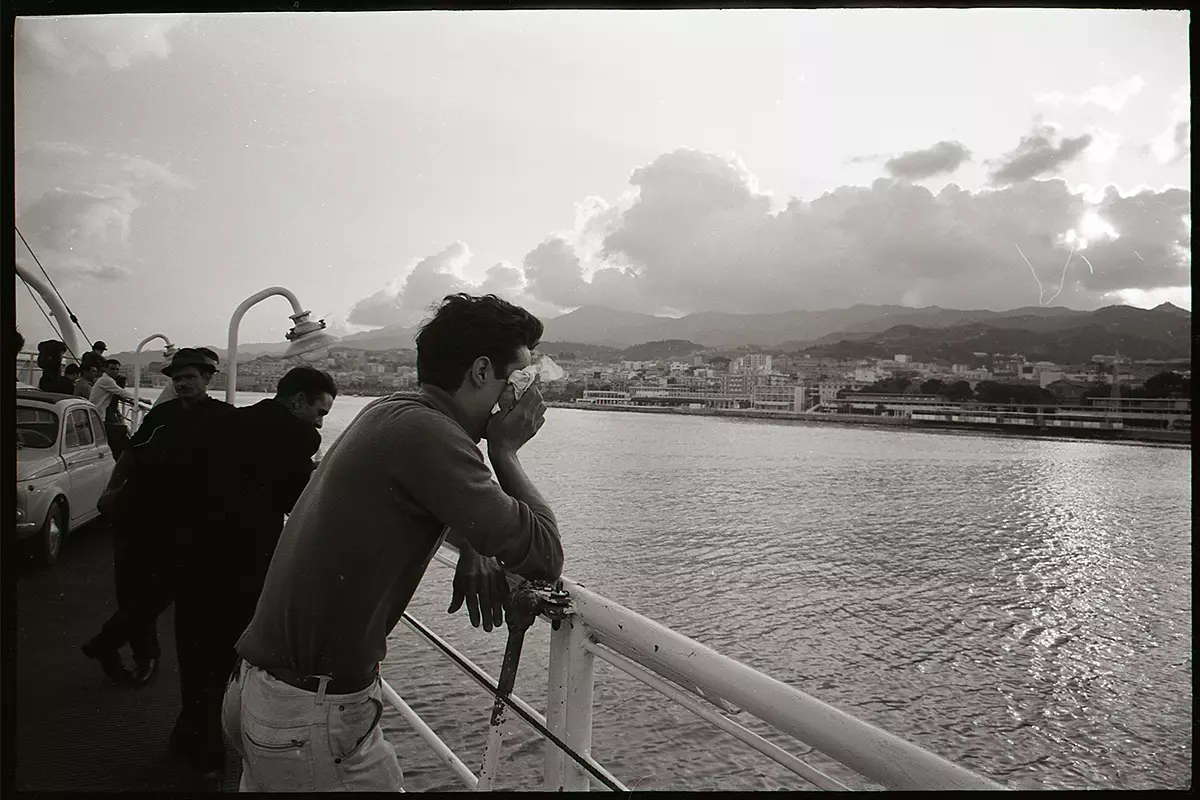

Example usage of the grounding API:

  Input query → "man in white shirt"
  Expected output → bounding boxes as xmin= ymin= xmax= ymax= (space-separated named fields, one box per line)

xmin=91 ymin=359 xmax=135 ymax=459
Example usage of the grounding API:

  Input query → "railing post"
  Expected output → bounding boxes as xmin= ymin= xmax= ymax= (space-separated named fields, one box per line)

xmin=544 ymin=622 xmax=569 ymax=790
xmin=563 ymin=618 xmax=595 ymax=791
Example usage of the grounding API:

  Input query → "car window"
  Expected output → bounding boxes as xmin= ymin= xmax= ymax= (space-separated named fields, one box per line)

xmin=89 ymin=409 xmax=108 ymax=445
xmin=15 ymin=405 xmax=59 ymax=449
xmin=65 ymin=409 xmax=95 ymax=449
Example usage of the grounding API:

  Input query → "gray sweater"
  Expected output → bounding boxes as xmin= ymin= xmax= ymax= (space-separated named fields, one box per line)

xmin=236 ymin=384 xmax=563 ymax=680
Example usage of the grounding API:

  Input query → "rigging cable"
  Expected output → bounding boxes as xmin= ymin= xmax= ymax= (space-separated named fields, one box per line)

xmin=14 ymin=225 xmax=93 ymax=347
xmin=400 ymin=612 xmax=626 ymax=792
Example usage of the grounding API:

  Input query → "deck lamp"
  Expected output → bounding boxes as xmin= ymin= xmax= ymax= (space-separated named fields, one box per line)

xmin=227 ymin=287 xmax=339 ymax=404
xmin=131 ymin=333 xmax=175 ymax=429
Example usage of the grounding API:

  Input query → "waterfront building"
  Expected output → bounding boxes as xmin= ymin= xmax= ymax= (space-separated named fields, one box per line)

xmin=580 ymin=390 xmax=631 ymax=406
xmin=815 ymin=378 xmax=870 ymax=406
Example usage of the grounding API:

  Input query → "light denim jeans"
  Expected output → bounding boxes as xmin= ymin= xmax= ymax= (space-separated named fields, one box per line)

xmin=222 ymin=659 xmax=404 ymax=792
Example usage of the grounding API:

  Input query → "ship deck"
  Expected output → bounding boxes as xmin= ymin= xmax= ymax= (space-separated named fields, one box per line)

xmin=14 ymin=520 xmax=240 ymax=792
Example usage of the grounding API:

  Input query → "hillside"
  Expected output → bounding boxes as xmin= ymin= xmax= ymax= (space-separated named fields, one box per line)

xmin=616 ymin=340 xmax=705 ymax=361
xmin=537 ymin=342 xmax=623 ymax=361
xmin=117 ymin=302 xmax=1185 ymax=367
xmin=800 ymin=314 xmax=1192 ymax=363
xmin=539 ymin=302 xmax=1192 ymax=351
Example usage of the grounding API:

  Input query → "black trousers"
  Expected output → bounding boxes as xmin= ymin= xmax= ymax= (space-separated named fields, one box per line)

xmin=172 ymin=578 xmax=254 ymax=762
xmin=87 ymin=521 xmax=174 ymax=661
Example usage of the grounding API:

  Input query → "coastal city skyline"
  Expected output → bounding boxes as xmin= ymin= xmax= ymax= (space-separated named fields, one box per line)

xmin=13 ymin=8 xmax=1191 ymax=353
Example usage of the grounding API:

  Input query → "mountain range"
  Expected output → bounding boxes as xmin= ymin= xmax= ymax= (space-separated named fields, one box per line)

xmin=110 ymin=302 xmax=1191 ymax=366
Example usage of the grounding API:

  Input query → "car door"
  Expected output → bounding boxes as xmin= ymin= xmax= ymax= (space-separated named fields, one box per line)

xmin=87 ymin=407 xmax=116 ymax=506
xmin=88 ymin=408 xmax=113 ymax=461
xmin=62 ymin=408 xmax=106 ymax=525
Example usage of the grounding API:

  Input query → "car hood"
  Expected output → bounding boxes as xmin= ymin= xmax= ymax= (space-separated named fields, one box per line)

xmin=17 ymin=449 xmax=63 ymax=481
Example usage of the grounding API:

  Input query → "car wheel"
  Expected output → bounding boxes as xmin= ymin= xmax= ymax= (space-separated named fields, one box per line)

xmin=38 ymin=500 xmax=67 ymax=566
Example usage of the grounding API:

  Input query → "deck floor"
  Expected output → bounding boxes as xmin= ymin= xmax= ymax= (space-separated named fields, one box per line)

xmin=15 ymin=520 xmax=240 ymax=792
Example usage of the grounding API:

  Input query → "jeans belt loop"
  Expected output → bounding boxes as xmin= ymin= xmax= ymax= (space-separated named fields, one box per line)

xmin=315 ymin=675 xmax=332 ymax=705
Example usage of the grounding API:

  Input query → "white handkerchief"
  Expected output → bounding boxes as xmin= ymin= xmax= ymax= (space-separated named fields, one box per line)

xmin=507 ymin=354 xmax=566 ymax=401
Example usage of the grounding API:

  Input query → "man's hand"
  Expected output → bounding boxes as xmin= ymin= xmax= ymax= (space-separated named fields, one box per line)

xmin=448 ymin=548 xmax=508 ymax=632
xmin=485 ymin=377 xmax=546 ymax=452
xmin=97 ymin=487 xmax=121 ymax=518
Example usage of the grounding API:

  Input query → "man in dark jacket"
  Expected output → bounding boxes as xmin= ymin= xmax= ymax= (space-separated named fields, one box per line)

xmin=170 ymin=366 xmax=336 ymax=777
xmin=85 ymin=348 xmax=235 ymax=686
xmin=36 ymin=340 xmax=75 ymax=393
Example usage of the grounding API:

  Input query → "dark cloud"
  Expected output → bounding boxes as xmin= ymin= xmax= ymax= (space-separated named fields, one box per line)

xmin=587 ymin=148 xmax=1188 ymax=312
xmin=989 ymin=123 xmax=1093 ymax=185
xmin=884 ymin=140 xmax=972 ymax=180
xmin=1080 ymin=187 xmax=1191 ymax=293
xmin=345 ymin=147 xmax=1190 ymax=322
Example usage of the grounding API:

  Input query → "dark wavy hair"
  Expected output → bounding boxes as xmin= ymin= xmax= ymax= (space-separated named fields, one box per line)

xmin=277 ymin=366 xmax=338 ymax=403
xmin=416 ymin=294 xmax=543 ymax=392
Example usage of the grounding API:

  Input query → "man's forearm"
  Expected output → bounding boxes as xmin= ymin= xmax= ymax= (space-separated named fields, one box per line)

xmin=486 ymin=447 xmax=563 ymax=580
xmin=488 ymin=448 xmax=553 ymax=516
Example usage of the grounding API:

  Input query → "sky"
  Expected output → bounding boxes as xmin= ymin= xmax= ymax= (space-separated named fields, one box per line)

xmin=12 ymin=8 xmax=1192 ymax=353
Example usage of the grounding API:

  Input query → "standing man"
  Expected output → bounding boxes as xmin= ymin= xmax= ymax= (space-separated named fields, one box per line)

xmin=170 ymin=366 xmax=336 ymax=777
xmin=85 ymin=349 xmax=236 ymax=687
xmin=36 ymin=340 xmax=75 ymax=393
xmin=223 ymin=294 xmax=564 ymax=791
xmin=90 ymin=359 xmax=136 ymax=460
xmin=81 ymin=340 xmax=108 ymax=373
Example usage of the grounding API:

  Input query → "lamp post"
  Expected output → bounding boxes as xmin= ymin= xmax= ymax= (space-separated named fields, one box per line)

xmin=226 ymin=286 xmax=339 ymax=405
xmin=132 ymin=333 xmax=176 ymax=429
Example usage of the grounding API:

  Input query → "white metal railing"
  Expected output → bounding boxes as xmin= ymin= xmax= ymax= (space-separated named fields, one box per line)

xmin=377 ymin=545 xmax=1007 ymax=792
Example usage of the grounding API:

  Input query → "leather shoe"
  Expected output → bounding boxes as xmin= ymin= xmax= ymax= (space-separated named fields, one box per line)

xmin=83 ymin=642 xmax=133 ymax=684
xmin=130 ymin=657 xmax=159 ymax=687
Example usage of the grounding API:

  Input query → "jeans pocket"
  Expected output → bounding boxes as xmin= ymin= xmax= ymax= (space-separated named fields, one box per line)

xmin=330 ymin=697 xmax=403 ymax=792
xmin=241 ymin=715 xmax=316 ymax=791
xmin=328 ymin=696 xmax=383 ymax=761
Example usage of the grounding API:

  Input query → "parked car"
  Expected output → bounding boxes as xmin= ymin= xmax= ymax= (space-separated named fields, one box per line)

xmin=15 ymin=389 xmax=115 ymax=565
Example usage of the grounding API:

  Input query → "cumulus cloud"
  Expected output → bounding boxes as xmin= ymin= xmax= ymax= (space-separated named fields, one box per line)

xmin=16 ymin=144 xmax=192 ymax=283
xmin=988 ymin=122 xmax=1093 ymax=185
xmin=1149 ymin=86 xmax=1191 ymax=164
xmin=346 ymin=242 xmax=475 ymax=327
xmin=883 ymin=140 xmax=972 ymax=180
xmin=344 ymin=147 xmax=1190 ymax=323
xmin=584 ymin=149 xmax=1188 ymax=312
xmin=16 ymin=16 xmax=185 ymax=74
xmin=1035 ymin=75 xmax=1146 ymax=113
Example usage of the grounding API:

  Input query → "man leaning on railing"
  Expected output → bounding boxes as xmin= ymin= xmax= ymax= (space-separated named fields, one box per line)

xmin=223 ymin=293 xmax=564 ymax=792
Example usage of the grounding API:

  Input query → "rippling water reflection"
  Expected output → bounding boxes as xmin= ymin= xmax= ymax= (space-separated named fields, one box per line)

xmin=266 ymin=394 xmax=1193 ymax=790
